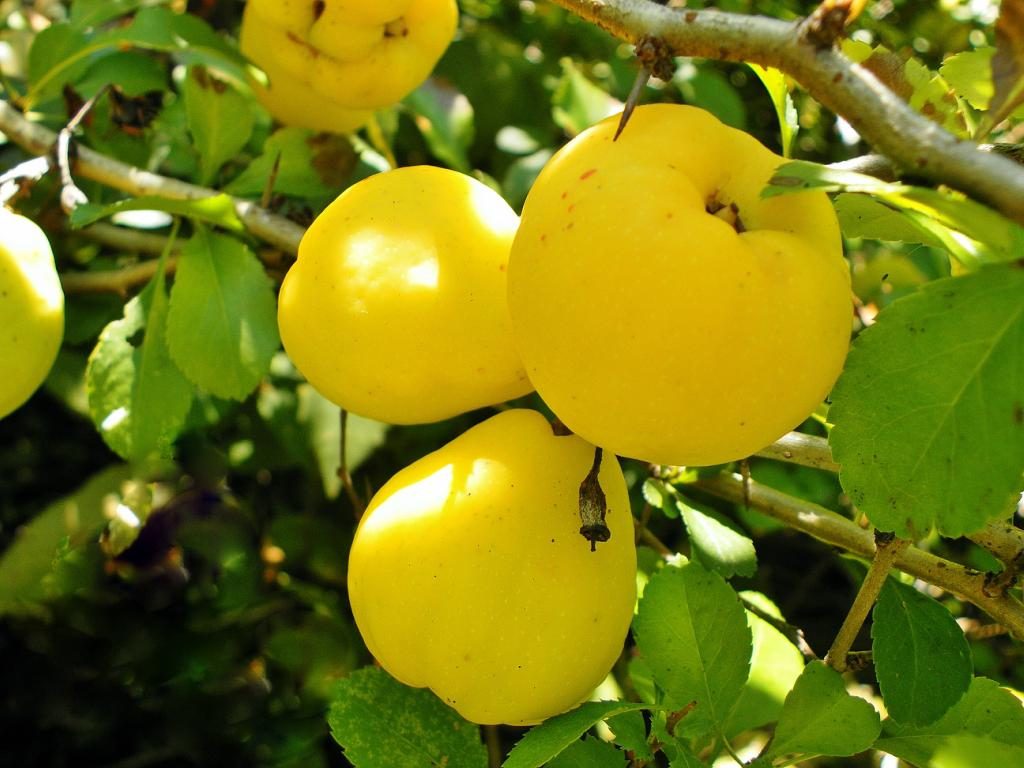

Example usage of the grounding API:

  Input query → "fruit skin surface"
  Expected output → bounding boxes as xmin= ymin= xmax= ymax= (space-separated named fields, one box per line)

xmin=0 ymin=209 xmax=64 ymax=419
xmin=347 ymin=409 xmax=637 ymax=725
xmin=239 ymin=0 xmax=457 ymax=132
xmin=508 ymin=104 xmax=852 ymax=467
xmin=278 ymin=165 xmax=532 ymax=424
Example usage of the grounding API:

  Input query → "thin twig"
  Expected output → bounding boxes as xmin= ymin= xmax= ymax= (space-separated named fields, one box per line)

xmin=738 ymin=594 xmax=817 ymax=660
xmin=545 ymin=0 xmax=1024 ymax=225
xmin=57 ymin=85 xmax=108 ymax=213
xmin=0 ymin=155 xmax=51 ymax=205
xmin=691 ymin=473 xmax=1024 ymax=639
xmin=755 ymin=432 xmax=1024 ymax=568
xmin=485 ymin=725 xmax=502 ymax=768
xmin=0 ymin=99 xmax=306 ymax=254
xmin=60 ymin=257 xmax=179 ymax=296
xmin=824 ymin=531 xmax=910 ymax=672
xmin=338 ymin=410 xmax=366 ymax=521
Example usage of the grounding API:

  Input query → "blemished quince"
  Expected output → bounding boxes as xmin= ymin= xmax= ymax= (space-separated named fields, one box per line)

xmin=347 ymin=408 xmax=637 ymax=725
xmin=239 ymin=0 xmax=457 ymax=132
xmin=277 ymin=165 xmax=532 ymax=424
xmin=508 ymin=104 xmax=852 ymax=467
xmin=0 ymin=208 xmax=64 ymax=419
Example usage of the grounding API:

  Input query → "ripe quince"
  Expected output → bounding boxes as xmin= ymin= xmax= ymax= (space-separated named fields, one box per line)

xmin=277 ymin=166 xmax=532 ymax=424
xmin=0 ymin=208 xmax=64 ymax=419
xmin=508 ymin=104 xmax=852 ymax=467
xmin=240 ymin=0 xmax=457 ymax=132
xmin=347 ymin=409 xmax=637 ymax=725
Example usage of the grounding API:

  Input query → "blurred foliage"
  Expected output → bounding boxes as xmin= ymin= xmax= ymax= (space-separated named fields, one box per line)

xmin=0 ymin=0 xmax=1021 ymax=766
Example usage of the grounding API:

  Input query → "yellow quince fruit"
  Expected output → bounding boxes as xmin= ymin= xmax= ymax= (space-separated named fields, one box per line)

xmin=0 ymin=208 xmax=64 ymax=419
xmin=277 ymin=166 xmax=532 ymax=424
xmin=508 ymin=104 xmax=852 ymax=466
xmin=348 ymin=408 xmax=637 ymax=725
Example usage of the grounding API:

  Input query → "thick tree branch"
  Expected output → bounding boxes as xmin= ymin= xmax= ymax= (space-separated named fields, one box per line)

xmin=693 ymin=472 xmax=1024 ymax=640
xmin=547 ymin=0 xmax=1024 ymax=225
xmin=0 ymin=99 xmax=305 ymax=254
xmin=756 ymin=432 xmax=1024 ymax=568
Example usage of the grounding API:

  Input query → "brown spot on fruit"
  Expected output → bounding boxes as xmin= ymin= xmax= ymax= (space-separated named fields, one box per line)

xmin=579 ymin=169 xmax=598 ymax=181
xmin=312 ymin=0 xmax=325 ymax=20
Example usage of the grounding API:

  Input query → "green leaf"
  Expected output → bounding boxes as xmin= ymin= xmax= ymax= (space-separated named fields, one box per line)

xmin=86 ymin=260 xmax=194 ymax=462
xmin=326 ymin=667 xmax=487 ymax=768
xmin=829 ymin=265 xmax=1024 ymax=538
xmin=678 ymin=501 xmax=757 ymax=578
xmin=0 ymin=465 xmax=131 ymax=616
xmin=183 ymin=66 xmax=254 ymax=185
xmin=552 ymin=58 xmax=622 ymax=137
xmin=607 ymin=710 xmax=653 ymax=761
xmin=765 ymin=162 xmax=1024 ymax=265
xmin=931 ymin=735 xmax=1024 ymax=768
xmin=641 ymin=477 xmax=670 ymax=509
xmin=27 ymin=23 xmax=93 ymax=104
xmin=503 ymin=701 xmax=653 ymax=768
xmin=748 ymin=64 xmax=798 ymax=157
xmin=877 ymin=677 xmax=1024 ymax=765
xmin=405 ymin=80 xmax=475 ymax=173
xmin=834 ymin=193 xmax=946 ymax=249
xmin=68 ymin=194 xmax=243 ymax=231
xmin=225 ymin=127 xmax=356 ymax=200
xmin=666 ymin=744 xmax=710 ymax=768
xmin=75 ymin=50 xmax=167 ymax=97
xmin=767 ymin=660 xmax=881 ymax=760
xmin=166 ymin=229 xmax=280 ymax=400
xmin=872 ymin=579 xmax=973 ymax=726
xmin=70 ymin=0 xmax=150 ymax=30
xmin=942 ymin=49 xmax=998 ymax=111
xmin=633 ymin=562 xmax=752 ymax=738
xmin=296 ymin=386 xmax=389 ymax=500
xmin=725 ymin=592 xmax=805 ymax=738
xmin=547 ymin=738 xmax=627 ymax=768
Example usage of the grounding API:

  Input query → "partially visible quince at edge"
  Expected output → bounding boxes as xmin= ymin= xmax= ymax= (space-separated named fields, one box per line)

xmin=240 ymin=0 xmax=458 ymax=134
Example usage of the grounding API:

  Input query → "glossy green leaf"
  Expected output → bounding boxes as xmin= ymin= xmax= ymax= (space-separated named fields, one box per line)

xmin=86 ymin=259 xmax=194 ymax=462
xmin=872 ymin=579 xmax=972 ymax=725
xmin=0 ymin=465 xmax=131 ymax=616
xmin=70 ymin=0 xmax=149 ymax=30
xmin=166 ymin=229 xmax=279 ymax=400
xmin=68 ymin=194 xmax=243 ymax=231
xmin=326 ymin=668 xmax=487 ymax=768
xmin=678 ymin=501 xmax=756 ymax=578
xmin=547 ymin=738 xmax=627 ymax=768
xmin=725 ymin=592 xmax=806 ymax=738
xmin=666 ymin=744 xmax=710 ymax=768
xmin=764 ymin=161 xmax=1024 ymax=265
xmin=26 ymin=23 xmax=93 ymax=104
xmin=183 ymin=66 xmax=254 ymax=185
xmin=75 ymin=51 xmax=167 ymax=97
xmin=225 ymin=127 xmax=356 ymax=199
xmin=748 ymin=64 xmax=798 ymax=156
xmin=405 ymin=80 xmax=475 ymax=173
xmin=633 ymin=562 xmax=752 ymax=738
xmin=503 ymin=701 xmax=652 ymax=768
xmin=877 ymin=677 xmax=1024 ymax=765
xmin=552 ymin=58 xmax=622 ymax=137
xmin=931 ymin=735 xmax=1024 ymax=768
xmin=607 ymin=710 xmax=653 ymax=761
xmin=830 ymin=265 xmax=1024 ymax=538
xmin=834 ymin=193 xmax=946 ymax=249
xmin=767 ymin=660 xmax=881 ymax=760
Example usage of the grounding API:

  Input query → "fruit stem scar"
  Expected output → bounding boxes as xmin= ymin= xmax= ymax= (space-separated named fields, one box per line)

xmin=311 ymin=0 xmax=325 ymax=21
xmin=384 ymin=18 xmax=410 ymax=38
xmin=578 ymin=446 xmax=611 ymax=551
